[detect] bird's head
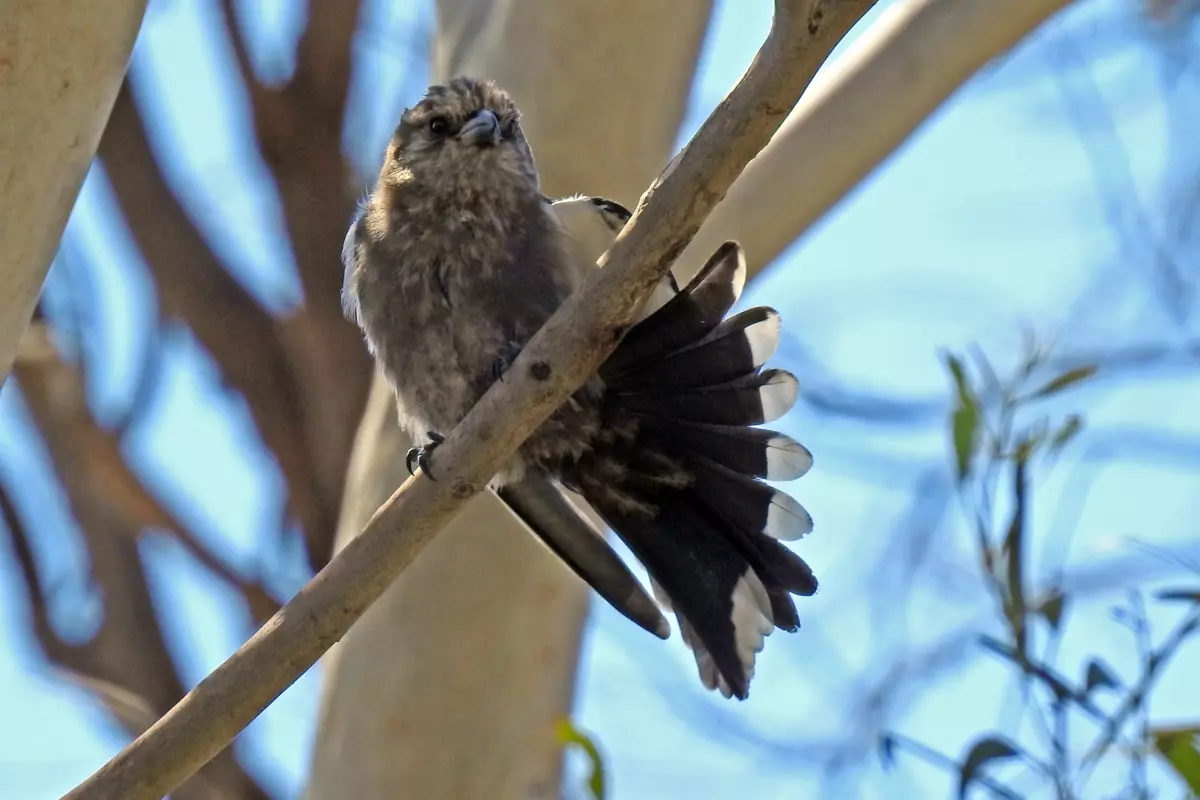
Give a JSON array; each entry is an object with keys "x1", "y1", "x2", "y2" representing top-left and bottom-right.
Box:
[{"x1": 380, "y1": 77, "x2": 538, "y2": 198}]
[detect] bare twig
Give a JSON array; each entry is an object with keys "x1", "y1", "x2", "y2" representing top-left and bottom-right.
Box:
[
  {"x1": 885, "y1": 733, "x2": 1024, "y2": 800},
  {"x1": 62, "y1": 2, "x2": 875, "y2": 797},
  {"x1": 1077, "y1": 602, "x2": 1200, "y2": 779}
]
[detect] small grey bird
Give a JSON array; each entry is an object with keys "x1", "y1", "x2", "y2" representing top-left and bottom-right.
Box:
[{"x1": 342, "y1": 77, "x2": 817, "y2": 699}]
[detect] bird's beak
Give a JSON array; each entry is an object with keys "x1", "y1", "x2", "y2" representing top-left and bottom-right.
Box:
[{"x1": 457, "y1": 109, "x2": 501, "y2": 147}]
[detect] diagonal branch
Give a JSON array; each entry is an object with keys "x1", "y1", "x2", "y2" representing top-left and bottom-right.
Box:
[
  {"x1": 677, "y1": 0, "x2": 1077, "y2": 281},
  {"x1": 62, "y1": 2, "x2": 875, "y2": 797}
]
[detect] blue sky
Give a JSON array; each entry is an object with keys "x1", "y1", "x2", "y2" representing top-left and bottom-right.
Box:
[{"x1": 2, "y1": 0, "x2": 1199, "y2": 798}]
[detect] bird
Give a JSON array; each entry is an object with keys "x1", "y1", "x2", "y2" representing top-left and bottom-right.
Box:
[{"x1": 341, "y1": 76, "x2": 817, "y2": 699}]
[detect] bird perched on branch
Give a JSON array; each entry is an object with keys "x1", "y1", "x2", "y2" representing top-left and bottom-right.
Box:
[{"x1": 341, "y1": 76, "x2": 817, "y2": 699}]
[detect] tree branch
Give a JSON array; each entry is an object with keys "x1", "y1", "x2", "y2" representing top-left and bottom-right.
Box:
[
  {"x1": 63, "y1": 2, "x2": 873, "y2": 797},
  {"x1": 0, "y1": 0, "x2": 147, "y2": 384},
  {"x1": 677, "y1": 0, "x2": 1077, "y2": 281}
]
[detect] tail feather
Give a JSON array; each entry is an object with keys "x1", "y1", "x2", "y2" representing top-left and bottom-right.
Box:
[
  {"x1": 689, "y1": 456, "x2": 814, "y2": 543},
  {"x1": 616, "y1": 368, "x2": 799, "y2": 427},
  {"x1": 496, "y1": 479, "x2": 669, "y2": 639},
  {"x1": 601, "y1": 241, "x2": 746, "y2": 375},
  {"x1": 605, "y1": 307, "x2": 780, "y2": 391},
  {"x1": 575, "y1": 240, "x2": 817, "y2": 700},
  {"x1": 584, "y1": 483, "x2": 772, "y2": 700},
  {"x1": 643, "y1": 420, "x2": 812, "y2": 481}
]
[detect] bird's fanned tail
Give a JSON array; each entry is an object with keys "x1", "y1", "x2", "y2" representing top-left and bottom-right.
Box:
[
  {"x1": 348, "y1": 74, "x2": 819, "y2": 700},
  {"x1": 575, "y1": 242, "x2": 817, "y2": 700}
]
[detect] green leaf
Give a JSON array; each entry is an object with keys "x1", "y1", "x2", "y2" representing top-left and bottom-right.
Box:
[
  {"x1": 1029, "y1": 364, "x2": 1098, "y2": 398},
  {"x1": 1049, "y1": 414, "x2": 1083, "y2": 452},
  {"x1": 1157, "y1": 588, "x2": 1200, "y2": 605},
  {"x1": 952, "y1": 404, "x2": 979, "y2": 482},
  {"x1": 959, "y1": 736, "x2": 1022, "y2": 798},
  {"x1": 1152, "y1": 727, "x2": 1200, "y2": 793},
  {"x1": 557, "y1": 718, "x2": 607, "y2": 800},
  {"x1": 1083, "y1": 659, "x2": 1121, "y2": 694},
  {"x1": 945, "y1": 353, "x2": 975, "y2": 406},
  {"x1": 1037, "y1": 591, "x2": 1066, "y2": 631},
  {"x1": 1003, "y1": 462, "x2": 1028, "y2": 657},
  {"x1": 945, "y1": 352, "x2": 980, "y2": 482}
]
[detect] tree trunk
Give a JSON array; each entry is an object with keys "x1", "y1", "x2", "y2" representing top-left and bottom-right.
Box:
[{"x1": 0, "y1": 0, "x2": 147, "y2": 383}]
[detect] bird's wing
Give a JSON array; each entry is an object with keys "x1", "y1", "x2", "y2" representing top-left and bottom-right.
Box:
[
  {"x1": 340, "y1": 203, "x2": 367, "y2": 324},
  {"x1": 548, "y1": 195, "x2": 680, "y2": 319}
]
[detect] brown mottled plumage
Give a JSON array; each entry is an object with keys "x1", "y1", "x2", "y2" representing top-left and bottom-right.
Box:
[
  {"x1": 342, "y1": 77, "x2": 818, "y2": 700},
  {"x1": 345, "y1": 77, "x2": 600, "y2": 483}
]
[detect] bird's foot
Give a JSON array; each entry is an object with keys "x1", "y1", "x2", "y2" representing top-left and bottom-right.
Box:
[
  {"x1": 406, "y1": 431, "x2": 446, "y2": 480},
  {"x1": 490, "y1": 340, "x2": 524, "y2": 382}
]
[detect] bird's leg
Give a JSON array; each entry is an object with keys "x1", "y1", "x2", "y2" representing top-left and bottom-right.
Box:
[
  {"x1": 490, "y1": 339, "x2": 524, "y2": 383},
  {"x1": 406, "y1": 430, "x2": 446, "y2": 480}
]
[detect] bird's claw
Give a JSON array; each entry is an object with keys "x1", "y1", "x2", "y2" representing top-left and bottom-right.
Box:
[
  {"x1": 490, "y1": 340, "x2": 524, "y2": 382},
  {"x1": 406, "y1": 431, "x2": 446, "y2": 480}
]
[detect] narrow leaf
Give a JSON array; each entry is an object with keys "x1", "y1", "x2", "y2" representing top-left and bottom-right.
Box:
[
  {"x1": 1049, "y1": 414, "x2": 1083, "y2": 452},
  {"x1": 1030, "y1": 364, "x2": 1098, "y2": 398},
  {"x1": 1152, "y1": 728, "x2": 1200, "y2": 793},
  {"x1": 557, "y1": 718, "x2": 607, "y2": 800},
  {"x1": 952, "y1": 404, "x2": 978, "y2": 482},
  {"x1": 1037, "y1": 591, "x2": 1066, "y2": 631},
  {"x1": 945, "y1": 353, "x2": 975, "y2": 406},
  {"x1": 1083, "y1": 659, "x2": 1121, "y2": 694},
  {"x1": 959, "y1": 736, "x2": 1022, "y2": 799}
]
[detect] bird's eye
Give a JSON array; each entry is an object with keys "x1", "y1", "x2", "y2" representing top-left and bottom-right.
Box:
[
  {"x1": 428, "y1": 117, "x2": 450, "y2": 137},
  {"x1": 500, "y1": 119, "x2": 516, "y2": 139}
]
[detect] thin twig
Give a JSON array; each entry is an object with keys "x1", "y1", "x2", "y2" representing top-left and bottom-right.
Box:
[
  {"x1": 1077, "y1": 602, "x2": 1200, "y2": 779},
  {"x1": 887, "y1": 733, "x2": 1024, "y2": 800}
]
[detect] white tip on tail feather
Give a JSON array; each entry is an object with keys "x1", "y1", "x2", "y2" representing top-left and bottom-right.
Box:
[
  {"x1": 727, "y1": 246, "x2": 747, "y2": 306},
  {"x1": 765, "y1": 490, "x2": 814, "y2": 540},
  {"x1": 759, "y1": 370, "x2": 799, "y2": 423},
  {"x1": 745, "y1": 311, "x2": 781, "y2": 367},
  {"x1": 765, "y1": 434, "x2": 813, "y2": 481},
  {"x1": 656, "y1": 571, "x2": 777, "y2": 700}
]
